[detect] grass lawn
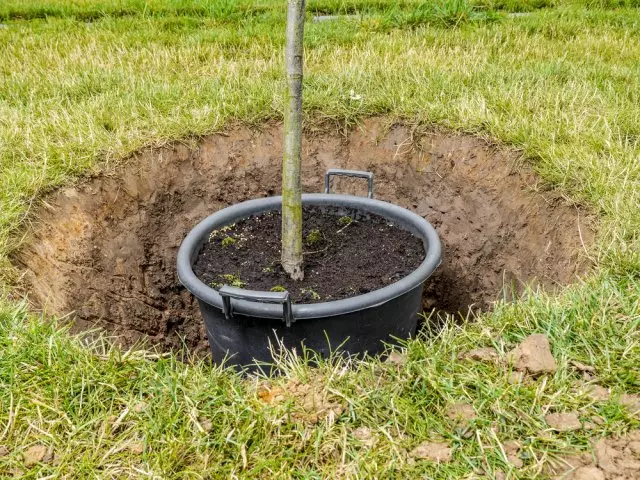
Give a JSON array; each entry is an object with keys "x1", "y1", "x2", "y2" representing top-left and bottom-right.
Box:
[{"x1": 0, "y1": 0, "x2": 639, "y2": 477}]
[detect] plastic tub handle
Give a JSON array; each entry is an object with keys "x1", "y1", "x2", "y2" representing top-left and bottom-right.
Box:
[
  {"x1": 324, "y1": 169, "x2": 374, "y2": 198},
  {"x1": 218, "y1": 285, "x2": 295, "y2": 327}
]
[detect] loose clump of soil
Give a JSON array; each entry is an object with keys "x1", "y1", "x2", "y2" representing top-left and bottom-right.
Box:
[
  {"x1": 12, "y1": 117, "x2": 593, "y2": 354},
  {"x1": 194, "y1": 207, "x2": 424, "y2": 303},
  {"x1": 546, "y1": 430, "x2": 640, "y2": 479}
]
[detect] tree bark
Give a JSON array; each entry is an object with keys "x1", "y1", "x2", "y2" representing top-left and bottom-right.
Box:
[{"x1": 281, "y1": 0, "x2": 306, "y2": 281}]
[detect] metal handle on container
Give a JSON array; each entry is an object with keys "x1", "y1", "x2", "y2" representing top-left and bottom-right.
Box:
[
  {"x1": 218, "y1": 285, "x2": 294, "y2": 327},
  {"x1": 324, "y1": 169, "x2": 374, "y2": 198}
]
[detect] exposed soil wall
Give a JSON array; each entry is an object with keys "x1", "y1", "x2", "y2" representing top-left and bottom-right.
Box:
[{"x1": 13, "y1": 118, "x2": 593, "y2": 354}]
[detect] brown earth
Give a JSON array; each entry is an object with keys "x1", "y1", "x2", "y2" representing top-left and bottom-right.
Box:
[
  {"x1": 257, "y1": 377, "x2": 346, "y2": 425},
  {"x1": 194, "y1": 207, "x2": 425, "y2": 303},
  {"x1": 409, "y1": 441, "x2": 453, "y2": 463},
  {"x1": 547, "y1": 430, "x2": 640, "y2": 480},
  {"x1": 12, "y1": 117, "x2": 593, "y2": 355},
  {"x1": 508, "y1": 333, "x2": 558, "y2": 376}
]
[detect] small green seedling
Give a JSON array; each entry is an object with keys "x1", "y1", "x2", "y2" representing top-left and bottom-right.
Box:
[
  {"x1": 305, "y1": 229, "x2": 323, "y2": 246},
  {"x1": 262, "y1": 266, "x2": 274, "y2": 273},
  {"x1": 208, "y1": 224, "x2": 235, "y2": 241},
  {"x1": 301, "y1": 288, "x2": 321, "y2": 301},
  {"x1": 219, "y1": 274, "x2": 245, "y2": 288},
  {"x1": 337, "y1": 216, "x2": 353, "y2": 227},
  {"x1": 209, "y1": 282, "x2": 224, "y2": 289},
  {"x1": 221, "y1": 236, "x2": 237, "y2": 248},
  {"x1": 270, "y1": 285, "x2": 287, "y2": 292}
]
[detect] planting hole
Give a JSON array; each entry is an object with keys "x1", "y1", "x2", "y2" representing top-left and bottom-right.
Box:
[{"x1": 13, "y1": 118, "x2": 593, "y2": 355}]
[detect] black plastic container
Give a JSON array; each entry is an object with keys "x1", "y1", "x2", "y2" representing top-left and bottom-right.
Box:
[{"x1": 177, "y1": 170, "x2": 441, "y2": 368}]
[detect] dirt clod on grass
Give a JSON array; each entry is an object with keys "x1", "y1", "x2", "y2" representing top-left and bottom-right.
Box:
[
  {"x1": 504, "y1": 440, "x2": 524, "y2": 468},
  {"x1": 583, "y1": 385, "x2": 610, "y2": 402},
  {"x1": 352, "y1": 427, "x2": 377, "y2": 447},
  {"x1": 547, "y1": 430, "x2": 640, "y2": 480},
  {"x1": 594, "y1": 432, "x2": 640, "y2": 477},
  {"x1": 409, "y1": 441, "x2": 453, "y2": 463},
  {"x1": 446, "y1": 402, "x2": 477, "y2": 438},
  {"x1": 508, "y1": 334, "x2": 558, "y2": 376},
  {"x1": 22, "y1": 445, "x2": 52, "y2": 467},
  {"x1": 459, "y1": 346, "x2": 500, "y2": 363},
  {"x1": 446, "y1": 402, "x2": 476, "y2": 422},
  {"x1": 13, "y1": 118, "x2": 592, "y2": 354},
  {"x1": 257, "y1": 377, "x2": 345, "y2": 425},
  {"x1": 571, "y1": 361, "x2": 596, "y2": 374},
  {"x1": 545, "y1": 412, "x2": 582, "y2": 432},
  {"x1": 569, "y1": 466, "x2": 605, "y2": 480},
  {"x1": 620, "y1": 394, "x2": 640, "y2": 417}
]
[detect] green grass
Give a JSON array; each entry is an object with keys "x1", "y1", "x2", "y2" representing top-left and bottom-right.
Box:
[
  {"x1": 1, "y1": 276, "x2": 638, "y2": 477},
  {"x1": 0, "y1": 0, "x2": 512, "y2": 21},
  {"x1": 1, "y1": 0, "x2": 635, "y2": 22},
  {"x1": 0, "y1": 0, "x2": 639, "y2": 477}
]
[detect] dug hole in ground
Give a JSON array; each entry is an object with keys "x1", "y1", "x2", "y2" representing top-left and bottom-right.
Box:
[{"x1": 13, "y1": 117, "x2": 593, "y2": 356}]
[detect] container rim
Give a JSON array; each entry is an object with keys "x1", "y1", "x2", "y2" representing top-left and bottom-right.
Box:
[{"x1": 176, "y1": 194, "x2": 442, "y2": 320}]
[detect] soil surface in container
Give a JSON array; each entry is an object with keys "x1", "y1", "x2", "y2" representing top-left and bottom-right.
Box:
[
  {"x1": 194, "y1": 207, "x2": 424, "y2": 303},
  {"x1": 12, "y1": 117, "x2": 594, "y2": 355}
]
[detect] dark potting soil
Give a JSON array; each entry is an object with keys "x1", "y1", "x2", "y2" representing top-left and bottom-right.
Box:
[{"x1": 193, "y1": 207, "x2": 425, "y2": 304}]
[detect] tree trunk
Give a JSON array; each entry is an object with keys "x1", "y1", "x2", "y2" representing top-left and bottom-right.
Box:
[{"x1": 281, "y1": 0, "x2": 306, "y2": 281}]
